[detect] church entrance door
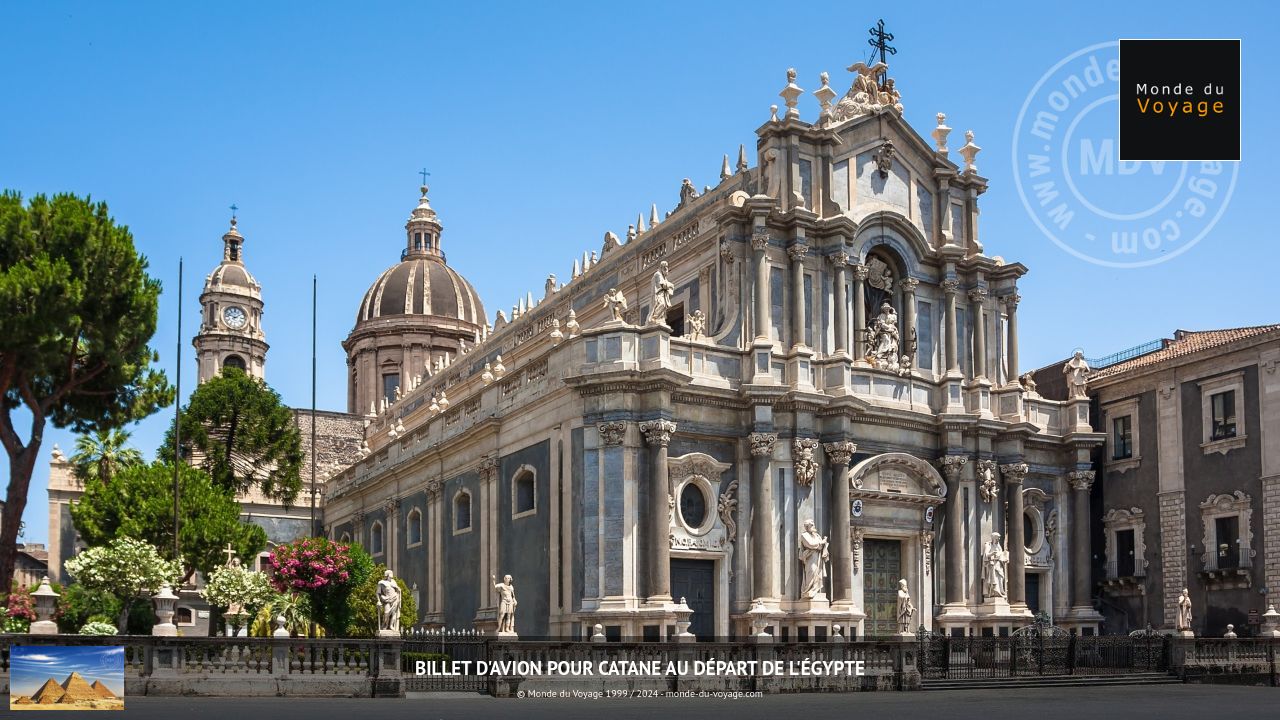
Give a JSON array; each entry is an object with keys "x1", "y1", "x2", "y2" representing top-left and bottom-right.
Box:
[
  {"x1": 863, "y1": 539, "x2": 902, "y2": 637},
  {"x1": 671, "y1": 558, "x2": 715, "y2": 640}
]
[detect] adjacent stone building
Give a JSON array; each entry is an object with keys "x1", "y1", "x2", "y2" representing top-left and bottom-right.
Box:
[
  {"x1": 323, "y1": 63, "x2": 1104, "y2": 640},
  {"x1": 1079, "y1": 325, "x2": 1280, "y2": 636}
]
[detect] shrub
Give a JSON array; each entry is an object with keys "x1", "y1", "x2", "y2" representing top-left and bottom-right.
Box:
[
  {"x1": 268, "y1": 537, "x2": 372, "y2": 636},
  {"x1": 3, "y1": 615, "x2": 30, "y2": 633},
  {"x1": 79, "y1": 621, "x2": 119, "y2": 635},
  {"x1": 57, "y1": 584, "x2": 122, "y2": 633}
]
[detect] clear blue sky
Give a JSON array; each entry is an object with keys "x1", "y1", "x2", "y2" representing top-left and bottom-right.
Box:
[{"x1": 3, "y1": 1, "x2": 1273, "y2": 543}]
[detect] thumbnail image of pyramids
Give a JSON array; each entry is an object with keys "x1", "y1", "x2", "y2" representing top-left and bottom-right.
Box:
[{"x1": 9, "y1": 646, "x2": 124, "y2": 711}]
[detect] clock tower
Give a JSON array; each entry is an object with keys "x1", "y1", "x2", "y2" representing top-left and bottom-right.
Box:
[{"x1": 194, "y1": 215, "x2": 269, "y2": 383}]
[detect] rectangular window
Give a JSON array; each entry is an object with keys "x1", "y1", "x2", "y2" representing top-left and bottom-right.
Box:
[
  {"x1": 1210, "y1": 390, "x2": 1236, "y2": 440},
  {"x1": 1215, "y1": 515, "x2": 1239, "y2": 568},
  {"x1": 382, "y1": 373, "x2": 400, "y2": 406},
  {"x1": 917, "y1": 300, "x2": 933, "y2": 370},
  {"x1": 1115, "y1": 529, "x2": 1136, "y2": 577},
  {"x1": 803, "y1": 273, "x2": 813, "y2": 347},
  {"x1": 1112, "y1": 415, "x2": 1133, "y2": 459}
]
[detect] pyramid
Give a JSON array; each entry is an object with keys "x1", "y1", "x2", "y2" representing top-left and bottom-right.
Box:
[
  {"x1": 60, "y1": 671, "x2": 102, "y2": 702},
  {"x1": 91, "y1": 680, "x2": 118, "y2": 699},
  {"x1": 13, "y1": 695, "x2": 33, "y2": 704},
  {"x1": 31, "y1": 677, "x2": 65, "y2": 704}
]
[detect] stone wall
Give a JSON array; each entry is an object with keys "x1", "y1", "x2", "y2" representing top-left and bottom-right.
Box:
[
  {"x1": 1159, "y1": 491, "x2": 1187, "y2": 627},
  {"x1": 292, "y1": 409, "x2": 364, "y2": 484}
]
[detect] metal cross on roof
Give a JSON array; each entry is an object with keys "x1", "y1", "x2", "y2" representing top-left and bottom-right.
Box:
[
  {"x1": 867, "y1": 18, "x2": 897, "y2": 66},
  {"x1": 229, "y1": 203, "x2": 238, "y2": 220},
  {"x1": 418, "y1": 168, "x2": 431, "y2": 185}
]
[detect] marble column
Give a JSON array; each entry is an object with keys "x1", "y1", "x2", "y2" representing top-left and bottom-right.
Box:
[
  {"x1": 749, "y1": 432, "x2": 778, "y2": 601},
  {"x1": 900, "y1": 278, "x2": 919, "y2": 369},
  {"x1": 787, "y1": 243, "x2": 808, "y2": 349},
  {"x1": 852, "y1": 264, "x2": 868, "y2": 359},
  {"x1": 969, "y1": 288, "x2": 988, "y2": 380},
  {"x1": 1004, "y1": 293, "x2": 1021, "y2": 384},
  {"x1": 939, "y1": 456, "x2": 968, "y2": 604},
  {"x1": 830, "y1": 252, "x2": 849, "y2": 356},
  {"x1": 1001, "y1": 463, "x2": 1029, "y2": 605},
  {"x1": 640, "y1": 419, "x2": 677, "y2": 603},
  {"x1": 753, "y1": 229, "x2": 771, "y2": 341},
  {"x1": 1069, "y1": 471, "x2": 1095, "y2": 608},
  {"x1": 384, "y1": 497, "x2": 400, "y2": 573},
  {"x1": 824, "y1": 441, "x2": 857, "y2": 604},
  {"x1": 943, "y1": 279, "x2": 960, "y2": 374}
]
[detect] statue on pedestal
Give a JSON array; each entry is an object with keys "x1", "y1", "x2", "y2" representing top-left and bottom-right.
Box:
[
  {"x1": 647, "y1": 261, "x2": 675, "y2": 326},
  {"x1": 1177, "y1": 588, "x2": 1194, "y2": 633},
  {"x1": 603, "y1": 288, "x2": 628, "y2": 324},
  {"x1": 1064, "y1": 350, "x2": 1091, "y2": 399},
  {"x1": 865, "y1": 302, "x2": 900, "y2": 372},
  {"x1": 981, "y1": 532, "x2": 1009, "y2": 599},
  {"x1": 376, "y1": 569, "x2": 402, "y2": 635},
  {"x1": 797, "y1": 519, "x2": 830, "y2": 600},
  {"x1": 896, "y1": 579, "x2": 915, "y2": 633},
  {"x1": 492, "y1": 574, "x2": 518, "y2": 635}
]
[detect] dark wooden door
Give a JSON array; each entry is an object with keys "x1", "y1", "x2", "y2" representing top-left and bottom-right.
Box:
[{"x1": 671, "y1": 558, "x2": 715, "y2": 640}]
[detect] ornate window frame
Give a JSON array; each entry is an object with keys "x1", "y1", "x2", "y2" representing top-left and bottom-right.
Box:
[
  {"x1": 673, "y1": 473, "x2": 717, "y2": 536},
  {"x1": 511, "y1": 465, "x2": 537, "y2": 520},
  {"x1": 406, "y1": 507, "x2": 423, "y2": 548},
  {"x1": 1102, "y1": 397, "x2": 1141, "y2": 474},
  {"x1": 452, "y1": 489, "x2": 473, "y2": 536},
  {"x1": 1101, "y1": 507, "x2": 1147, "y2": 578},
  {"x1": 1198, "y1": 370, "x2": 1247, "y2": 455},
  {"x1": 1022, "y1": 487, "x2": 1050, "y2": 556},
  {"x1": 1199, "y1": 490, "x2": 1254, "y2": 571},
  {"x1": 370, "y1": 520, "x2": 385, "y2": 557}
]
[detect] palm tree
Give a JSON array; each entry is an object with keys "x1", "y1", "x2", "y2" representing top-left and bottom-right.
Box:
[{"x1": 70, "y1": 428, "x2": 143, "y2": 484}]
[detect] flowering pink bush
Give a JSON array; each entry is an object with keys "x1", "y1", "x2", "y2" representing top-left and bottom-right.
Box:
[
  {"x1": 4, "y1": 585, "x2": 37, "y2": 621},
  {"x1": 268, "y1": 537, "x2": 371, "y2": 634}
]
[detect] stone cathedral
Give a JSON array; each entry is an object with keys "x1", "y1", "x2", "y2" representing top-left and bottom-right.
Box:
[{"x1": 322, "y1": 60, "x2": 1106, "y2": 641}]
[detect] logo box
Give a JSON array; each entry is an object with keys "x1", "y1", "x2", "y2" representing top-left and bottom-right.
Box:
[{"x1": 1119, "y1": 39, "x2": 1241, "y2": 161}]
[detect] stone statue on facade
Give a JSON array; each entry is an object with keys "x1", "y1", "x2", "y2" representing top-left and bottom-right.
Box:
[
  {"x1": 603, "y1": 288, "x2": 629, "y2": 324},
  {"x1": 1019, "y1": 371, "x2": 1039, "y2": 396},
  {"x1": 797, "y1": 519, "x2": 830, "y2": 600},
  {"x1": 1177, "y1": 588, "x2": 1194, "y2": 634},
  {"x1": 647, "y1": 261, "x2": 676, "y2": 326},
  {"x1": 977, "y1": 460, "x2": 999, "y2": 504},
  {"x1": 830, "y1": 61, "x2": 889, "y2": 123},
  {"x1": 896, "y1": 579, "x2": 915, "y2": 633},
  {"x1": 982, "y1": 532, "x2": 1009, "y2": 599},
  {"x1": 687, "y1": 309, "x2": 706, "y2": 341},
  {"x1": 865, "y1": 302, "x2": 901, "y2": 372},
  {"x1": 376, "y1": 569, "x2": 402, "y2": 635},
  {"x1": 492, "y1": 574, "x2": 518, "y2": 635},
  {"x1": 1064, "y1": 350, "x2": 1091, "y2": 399}
]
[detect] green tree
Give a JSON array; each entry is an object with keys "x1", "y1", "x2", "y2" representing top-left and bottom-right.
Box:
[
  {"x1": 0, "y1": 191, "x2": 172, "y2": 592},
  {"x1": 69, "y1": 461, "x2": 266, "y2": 583},
  {"x1": 64, "y1": 537, "x2": 181, "y2": 629},
  {"x1": 160, "y1": 367, "x2": 303, "y2": 504},
  {"x1": 70, "y1": 427, "x2": 143, "y2": 485}
]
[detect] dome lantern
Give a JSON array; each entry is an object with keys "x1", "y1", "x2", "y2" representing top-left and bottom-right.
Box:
[{"x1": 405, "y1": 185, "x2": 443, "y2": 260}]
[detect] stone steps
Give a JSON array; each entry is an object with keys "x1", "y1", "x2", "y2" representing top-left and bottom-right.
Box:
[{"x1": 922, "y1": 672, "x2": 1182, "y2": 690}]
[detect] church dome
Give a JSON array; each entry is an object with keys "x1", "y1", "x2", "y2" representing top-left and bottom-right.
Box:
[
  {"x1": 356, "y1": 256, "x2": 484, "y2": 325},
  {"x1": 209, "y1": 262, "x2": 258, "y2": 289}
]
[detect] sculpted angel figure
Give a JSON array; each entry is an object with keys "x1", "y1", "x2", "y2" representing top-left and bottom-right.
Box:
[
  {"x1": 603, "y1": 288, "x2": 629, "y2": 323},
  {"x1": 866, "y1": 302, "x2": 900, "y2": 371}
]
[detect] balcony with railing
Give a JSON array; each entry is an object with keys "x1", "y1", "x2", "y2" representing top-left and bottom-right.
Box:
[
  {"x1": 1101, "y1": 558, "x2": 1147, "y2": 595},
  {"x1": 1200, "y1": 544, "x2": 1254, "y2": 589}
]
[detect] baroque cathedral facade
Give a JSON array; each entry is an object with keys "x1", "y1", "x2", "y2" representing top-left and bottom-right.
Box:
[{"x1": 322, "y1": 61, "x2": 1105, "y2": 640}]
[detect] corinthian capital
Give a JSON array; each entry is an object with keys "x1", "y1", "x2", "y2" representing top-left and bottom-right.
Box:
[
  {"x1": 937, "y1": 454, "x2": 968, "y2": 481},
  {"x1": 1003, "y1": 293, "x2": 1022, "y2": 311},
  {"x1": 899, "y1": 277, "x2": 920, "y2": 294},
  {"x1": 828, "y1": 250, "x2": 850, "y2": 267},
  {"x1": 941, "y1": 279, "x2": 960, "y2": 295},
  {"x1": 968, "y1": 287, "x2": 988, "y2": 303},
  {"x1": 823, "y1": 440, "x2": 857, "y2": 466},
  {"x1": 852, "y1": 264, "x2": 870, "y2": 282},
  {"x1": 639, "y1": 419, "x2": 677, "y2": 447},
  {"x1": 1068, "y1": 470, "x2": 1095, "y2": 492},
  {"x1": 479, "y1": 456, "x2": 498, "y2": 483},
  {"x1": 751, "y1": 227, "x2": 770, "y2": 251},
  {"x1": 787, "y1": 243, "x2": 808, "y2": 261},
  {"x1": 748, "y1": 432, "x2": 778, "y2": 457},
  {"x1": 1000, "y1": 462, "x2": 1029, "y2": 484},
  {"x1": 597, "y1": 421, "x2": 627, "y2": 447}
]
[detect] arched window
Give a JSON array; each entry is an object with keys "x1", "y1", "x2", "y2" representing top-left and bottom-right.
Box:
[
  {"x1": 175, "y1": 607, "x2": 194, "y2": 625},
  {"x1": 370, "y1": 521, "x2": 385, "y2": 556},
  {"x1": 454, "y1": 491, "x2": 472, "y2": 534},
  {"x1": 223, "y1": 354, "x2": 246, "y2": 372},
  {"x1": 407, "y1": 508, "x2": 423, "y2": 546},
  {"x1": 339, "y1": 532, "x2": 351, "y2": 544},
  {"x1": 512, "y1": 466, "x2": 536, "y2": 518}
]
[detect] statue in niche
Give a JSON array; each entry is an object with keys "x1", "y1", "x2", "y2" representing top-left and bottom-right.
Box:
[
  {"x1": 603, "y1": 288, "x2": 629, "y2": 324},
  {"x1": 492, "y1": 574, "x2": 518, "y2": 635},
  {"x1": 982, "y1": 532, "x2": 1009, "y2": 599},
  {"x1": 647, "y1": 261, "x2": 675, "y2": 326},
  {"x1": 865, "y1": 302, "x2": 901, "y2": 372},
  {"x1": 797, "y1": 519, "x2": 830, "y2": 600},
  {"x1": 376, "y1": 569, "x2": 402, "y2": 634},
  {"x1": 1177, "y1": 588, "x2": 1194, "y2": 633},
  {"x1": 1064, "y1": 350, "x2": 1091, "y2": 399},
  {"x1": 896, "y1": 579, "x2": 915, "y2": 633}
]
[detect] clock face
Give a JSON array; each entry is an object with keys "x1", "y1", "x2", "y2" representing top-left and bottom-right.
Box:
[{"x1": 223, "y1": 306, "x2": 247, "y2": 329}]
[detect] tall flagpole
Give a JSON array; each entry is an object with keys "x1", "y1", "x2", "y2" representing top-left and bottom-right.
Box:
[
  {"x1": 173, "y1": 257, "x2": 183, "y2": 563},
  {"x1": 310, "y1": 274, "x2": 317, "y2": 537}
]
